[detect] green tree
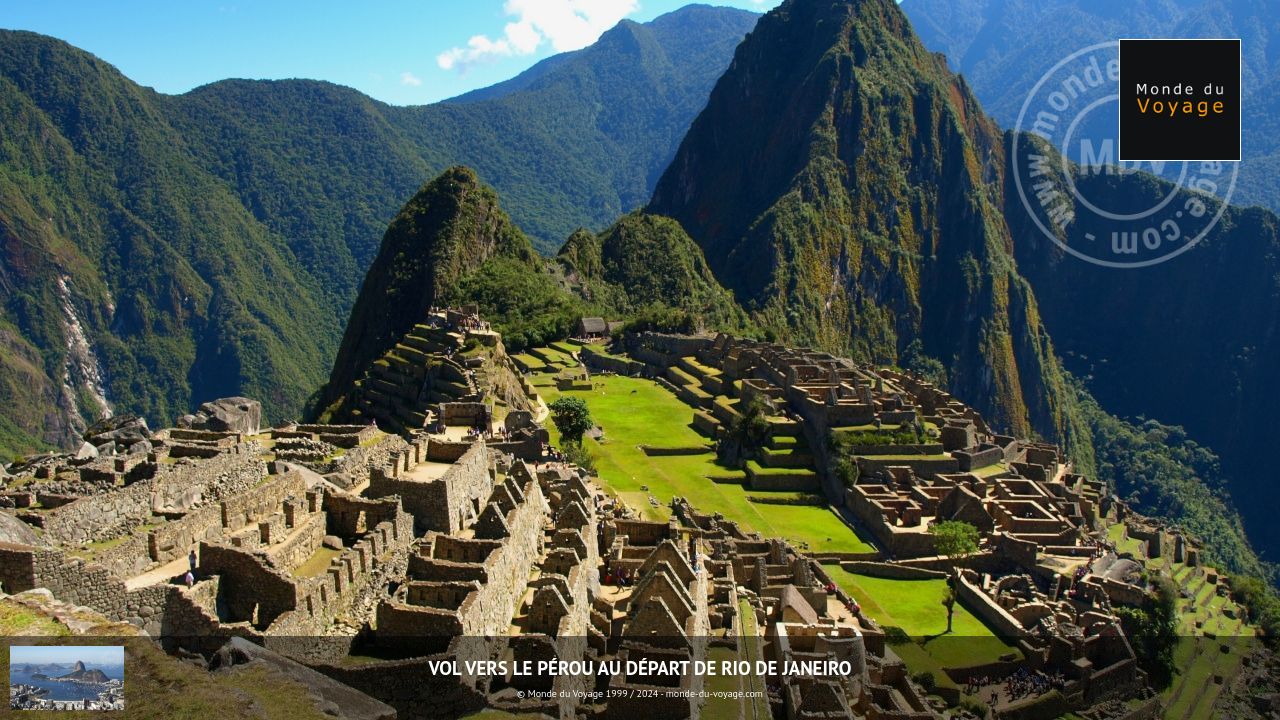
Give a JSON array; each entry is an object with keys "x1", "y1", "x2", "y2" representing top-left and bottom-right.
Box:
[
  {"x1": 1116, "y1": 576, "x2": 1179, "y2": 688},
  {"x1": 930, "y1": 520, "x2": 980, "y2": 633},
  {"x1": 549, "y1": 397, "x2": 594, "y2": 445},
  {"x1": 720, "y1": 394, "x2": 771, "y2": 466}
]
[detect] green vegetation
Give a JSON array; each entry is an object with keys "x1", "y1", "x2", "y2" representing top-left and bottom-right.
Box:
[
  {"x1": 0, "y1": 9, "x2": 758, "y2": 455},
  {"x1": 1230, "y1": 575, "x2": 1280, "y2": 641},
  {"x1": 1116, "y1": 576, "x2": 1179, "y2": 689},
  {"x1": 549, "y1": 397, "x2": 593, "y2": 445},
  {"x1": 0, "y1": 32, "x2": 340, "y2": 441},
  {"x1": 291, "y1": 547, "x2": 342, "y2": 579},
  {"x1": 0, "y1": 602, "x2": 70, "y2": 636},
  {"x1": 557, "y1": 212, "x2": 754, "y2": 335},
  {"x1": 930, "y1": 521, "x2": 980, "y2": 633},
  {"x1": 823, "y1": 565, "x2": 1019, "y2": 672},
  {"x1": 539, "y1": 375, "x2": 872, "y2": 554},
  {"x1": 448, "y1": 257, "x2": 584, "y2": 352},
  {"x1": 931, "y1": 521, "x2": 980, "y2": 568},
  {"x1": 1072, "y1": 378, "x2": 1271, "y2": 583}
]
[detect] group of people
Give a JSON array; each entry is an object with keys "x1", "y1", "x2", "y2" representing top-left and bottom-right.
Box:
[
  {"x1": 970, "y1": 668, "x2": 1067, "y2": 705},
  {"x1": 182, "y1": 549, "x2": 197, "y2": 588},
  {"x1": 602, "y1": 564, "x2": 634, "y2": 587}
]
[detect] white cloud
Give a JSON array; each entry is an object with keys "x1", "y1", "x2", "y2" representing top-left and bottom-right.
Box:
[
  {"x1": 400, "y1": 71, "x2": 422, "y2": 86},
  {"x1": 437, "y1": 0, "x2": 638, "y2": 72}
]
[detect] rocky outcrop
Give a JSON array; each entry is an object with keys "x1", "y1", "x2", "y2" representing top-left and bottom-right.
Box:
[
  {"x1": 0, "y1": 513, "x2": 47, "y2": 547},
  {"x1": 81, "y1": 415, "x2": 152, "y2": 456},
  {"x1": 211, "y1": 637, "x2": 396, "y2": 720},
  {"x1": 178, "y1": 397, "x2": 262, "y2": 435}
]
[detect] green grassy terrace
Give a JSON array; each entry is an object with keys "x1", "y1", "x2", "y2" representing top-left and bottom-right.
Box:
[
  {"x1": 537, "y1": 374, "x2": 873, "y2": 554},
  {"x1": 823, "y1": 564, "x2": 1020, "y2": 698}
]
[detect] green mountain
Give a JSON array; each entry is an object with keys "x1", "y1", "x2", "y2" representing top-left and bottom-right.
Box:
[
  {"x1": 556, "y1": 212, "x2": 753, "y2": 334},
  {"x1": 0, "y1": 31, "x2": 338, "y2": 457},
  {"x1": 315, "y1": 166, "x2": 543, "y2": 416},
  {"x1": 0, "y1": 5, "x2": 756, "y2": 457},
  {"x1": 649, "y1": 0, "x2": 1088, "y2": 458},
  {"x1": 316, "y1": 170, "x2": 748, "y2": 420},
  {"x1": 646, "y1": 0, "x2": 1272, "y2": 576}
]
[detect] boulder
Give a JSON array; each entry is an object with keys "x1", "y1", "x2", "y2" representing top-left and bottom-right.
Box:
[
  {"x1": 75, "y1": 442, "x2": 98, "y2": 461},
  {"x1": 0, "y1": 513, "x2": 48, "y2": 547},
  {"x1": 323, "y1": 471, "x2": 355, "y2": 490},
  {"x1": 210, "y1": 637, "x2": 395, "y2": 720},
  {"x1": 83, "y1": 414, "x2": 152, "y2": 448},
  {"x1": 127, "y1": 439, "x2": 153, "y2": 455},
  {"x1": 179, "y1": 397, "x2": 262, "y2": 435},
  {"x1": 323, "y1": 535, "x2": 344, "y2": 551}
]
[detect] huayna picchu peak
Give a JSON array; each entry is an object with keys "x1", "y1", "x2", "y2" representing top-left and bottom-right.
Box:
[{"x1": 650, "y1": 0, "x2": 1088, "y2": 460}]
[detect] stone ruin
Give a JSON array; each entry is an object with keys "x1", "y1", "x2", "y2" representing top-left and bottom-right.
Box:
[{"x1": 0, "y1": 312, "x2": 1213, "y2": 719}]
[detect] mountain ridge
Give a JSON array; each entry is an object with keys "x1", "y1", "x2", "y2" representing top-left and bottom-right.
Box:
[
  {"x1": 650, "y1": 0, "x2": 1089, "y2": 460},
  {"x1": 0, "y1": 6, "x2": 757, "y2": 457}
]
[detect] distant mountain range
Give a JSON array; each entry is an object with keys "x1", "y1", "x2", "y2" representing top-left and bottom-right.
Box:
[
  {"x1": 899, "y1": 0, "x2": 1280, "y2": 211},
  {"x1": 900, "y1": 0, "x2": 1280, "y2": 564},
  {"x1": 31, "y1": 660, "x2": 111, "y2": 684},
  {"x1": 0, "y1": 5, "x2": 757, "y2": 457}
]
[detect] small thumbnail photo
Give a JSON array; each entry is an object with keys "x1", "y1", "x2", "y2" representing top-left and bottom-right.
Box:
[{"x1": 9, "y1": 645, "x2": 124, "y2": 711}]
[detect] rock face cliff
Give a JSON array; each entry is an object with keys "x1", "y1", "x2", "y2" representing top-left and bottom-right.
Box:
[
  {"x1": 649, "y1": 0, "x2": 1085, "y2": 453},
  {"x1": 315, "y1": 167, "x2": 541, "y2": 416}
]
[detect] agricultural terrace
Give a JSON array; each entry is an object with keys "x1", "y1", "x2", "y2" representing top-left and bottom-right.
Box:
[{"x1": 534, "y1": 370, "x2": 873, "y2": 555}]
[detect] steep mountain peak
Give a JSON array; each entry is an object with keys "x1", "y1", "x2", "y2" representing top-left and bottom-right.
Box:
[
  {"x1": 649, "y1": 0, "x2": 1084, "y2": 451},
  {"x1": 315, "y1": 166, "x2": 538, "y2": 415}
]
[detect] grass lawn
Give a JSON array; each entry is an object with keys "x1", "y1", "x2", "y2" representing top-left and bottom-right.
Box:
[
  {"x1": 292, "y1": 546, "x2": 342, "y2": 578},
  {"x1": 969, "y1": 462, "x2": 1008, "y2": 478},
  {"x1": 823, "y1": 565, "x2": 1019, "y2": 670},
  {"x1": 540, "y1": 375, "x2": 873, "y2": 554},
  {"x1": 0, "y1": 601, "x2": 70, "y2": 636}
]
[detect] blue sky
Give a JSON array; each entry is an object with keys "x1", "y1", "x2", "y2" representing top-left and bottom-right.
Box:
[
  {"x1": 3, "y1": 1, "x2": 782, "y2": 105},
  {"x1": 10, "y1": 645, "x2": 124, "y2": 666}
]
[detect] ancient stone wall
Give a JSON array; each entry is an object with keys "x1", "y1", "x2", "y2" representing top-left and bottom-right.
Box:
[
  {"x1": 838, "y1": 561, "x2": 946, "y2": 580},
  {"x1": 198, "y1": 542, "x2": 298, "y2": 627},
  {"x1": 40, "y1": 478, "x2": 154, "y2": 546},
  {"x1": 152, "y1": 443, "x2": 266, "y2": 507},
  {"x1": 92, "y1": 532, "x2": 154, "y2": 578},
  {"x1": 282, "y1": 508, "x2": 414, "y2": 635},
  {"x1": 331, "y1": 433, "x2": 408, "y2": 487},
  {"x1": 265, "y1": 513, "x2": 326, "y2": 571},
  {"x1": 955, "y1": 572, "x2": 1023, "y2": 639},
  {"x1": 148, "y1": 503, "x2": 224, "y2": 567},
  {"x1": 581, "y1": 348, "x2": 644, "y2": 376},
  {"x1": 221, "y1": 471, "x2": 306, "y2": 531}
]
